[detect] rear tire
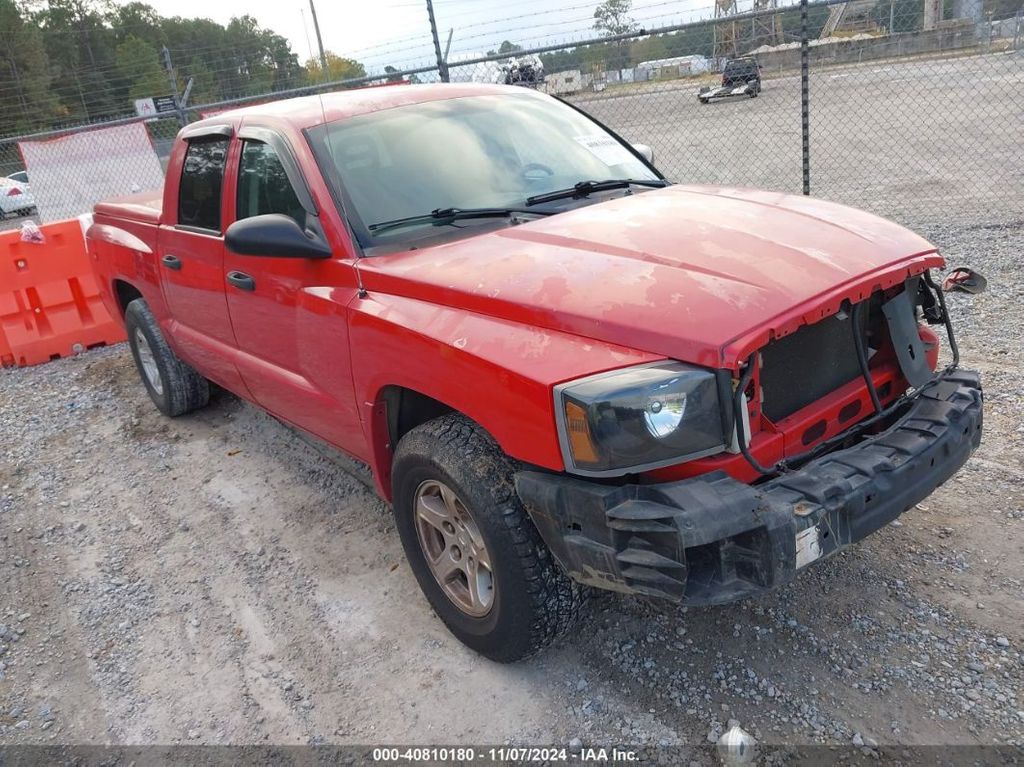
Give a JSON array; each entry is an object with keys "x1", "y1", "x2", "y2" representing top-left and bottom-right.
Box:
[
  {"x1": 392, "y1": 414, "x2": 585, "y2": 662},
  {"x1": 125, "y1": 298, "x2": 209, "y2": 417}
]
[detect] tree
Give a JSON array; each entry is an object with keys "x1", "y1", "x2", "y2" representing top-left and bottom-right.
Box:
[
  {"x1": 304, "y1": 52, "x2": 366, "y2": 84},
  {"x1": 384, "y1": 65, "x2": 403, "y2": 83},
  {"x1": 593, "y1": 0, "x2": 638, "y2": 73},
  {"x1": 488, "y1": 40, "x2": 522, "y2": 56},
  {"x1": 593, "y1": 0, "x2": 638, "y2": 37},
  {"x1": 183, "y1": 56, "x2": 218, "y2": 104},
  {"x1": 115, "y1": 35, "x2": 166, "y2": 101},
  {"x1": 1, "y1": 0, "x2": 315, "y2": 131},
  {"x1": 32, "y1": 0, "x2": 122, "y2": 119},
  {"x1": 631, "y1": 35, "x2": 669, "y2": 64},
  {"x1": 109, "y1": 2, "x2": 162, "y2": 46},
  {"x1": 0, "y1": 0, "x2": 56, "y2": 132}
]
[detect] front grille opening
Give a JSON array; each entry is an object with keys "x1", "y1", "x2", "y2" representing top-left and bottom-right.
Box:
[
  {"x1": 838, "y1": 400, "x2": 862, "y2": 423},
  {"x1": 801, "y1": 419, "x2": 828, "y2": 445},
  {"x1": 759, "y1": 296, "x2": 885, "y2": 422}
]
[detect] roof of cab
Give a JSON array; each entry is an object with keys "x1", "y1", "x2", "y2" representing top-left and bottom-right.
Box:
[{"x1": 187, "y1": 83, "x2": 529, "y2": 132}]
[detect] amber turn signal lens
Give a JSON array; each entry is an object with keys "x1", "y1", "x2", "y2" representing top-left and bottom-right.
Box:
[{"x1": 564, "y1": 400, "x2": 600, "y2": 465}]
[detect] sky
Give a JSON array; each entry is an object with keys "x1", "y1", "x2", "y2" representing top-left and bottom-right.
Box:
[{"x1": 110, "y1": 0, "x2": 740, "y2": 74}]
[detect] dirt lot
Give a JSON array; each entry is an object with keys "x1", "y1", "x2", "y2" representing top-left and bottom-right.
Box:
[
  {"x1": 1, "y1": 50, "x2": 1022, "y2": 761},
  {"x1": 0, "y1": 211, "x2": 1021, "y2": 759},
  {"x1": 3, "y1": 51, "x2": 1021, "y2": 240},
  {"x1": 574, "y1": 51, "x2": 1024, "y2": 230}
]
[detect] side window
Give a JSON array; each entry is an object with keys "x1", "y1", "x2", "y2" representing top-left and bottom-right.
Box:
[
  {"x1": 178, "y1": 137, "x2": 229, "y2": 232},
  {"x1": 237, "y1": 140, "x2": 305, "y2": 226}
]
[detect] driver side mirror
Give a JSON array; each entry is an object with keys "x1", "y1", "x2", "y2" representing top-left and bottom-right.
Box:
[
  {"x1": 225, "y1": 213, "x2": 333, "y2": 259},
  {"x1": 633, "y1": 143, "x2": 655, "y2": 164},
  {"x1": 941, "y1": 267, "x2": 987, "y2": 294}
]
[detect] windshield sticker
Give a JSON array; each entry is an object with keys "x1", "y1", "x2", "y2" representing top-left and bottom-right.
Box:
[{"x1": 573, "y1": 134, "x2": 635, "y2": 166}]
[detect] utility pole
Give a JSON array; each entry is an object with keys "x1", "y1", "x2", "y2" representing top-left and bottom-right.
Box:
[
  {"x1": 426, "y1": 0, "x2": 449, "y2": 82},
  {"x1": 800, "y1": 0, "x2": 810, "y2": 195},
  {"x1": 161, "y1": 46, "x2": 187, "y2": 126},
  {"x1": 309, "y1": 0, "x2": 329, "y2": 81}
]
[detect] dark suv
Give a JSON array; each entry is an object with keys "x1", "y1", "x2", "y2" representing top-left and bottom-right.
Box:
[{"x1": 722, "y1": 57, "x2": 762, "y2": 91}]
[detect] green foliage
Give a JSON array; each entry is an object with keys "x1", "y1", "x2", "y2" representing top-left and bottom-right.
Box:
[
  {"x1": 2, "y1": 0, "x2": 364, "y2": 135},
  {"x1": 631, "y1": 35, "x2": 670, "y2": 63},
  {"x1": 593, "y1": 0, "x2": 639, "y2": 36},
  {"x1": 593, "y1": 0, "x2": 638, "y2": 72},
  {"x1": 305, "y1": 52, "x2": 367, "y2": 85},
  {"x1": 0, "y1": 0, "x2": 57, "y2": 133},
  {"x1": 487, "y1": 40, "x2": 524, "y2": 56},
  {"x1": 115, "y1": 36, "x2": 166, "y2": 101}
]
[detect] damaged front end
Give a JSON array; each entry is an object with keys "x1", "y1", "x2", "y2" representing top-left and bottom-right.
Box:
[{"x1": 516, "y1": 269, "x2": 985, "y2": 604}]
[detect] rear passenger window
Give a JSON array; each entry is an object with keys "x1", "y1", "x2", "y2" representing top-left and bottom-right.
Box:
[
  {"x1": 237, "y1": 140, "x2": 305, "y2": 226},
  {"x1": 178, "y1": 137, "x2": 229, "y2": 232}
]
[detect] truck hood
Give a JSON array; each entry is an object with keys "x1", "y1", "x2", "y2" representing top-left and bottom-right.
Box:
[{"x1": 358, "y1": 185, "x2": 941, "y2": 369}]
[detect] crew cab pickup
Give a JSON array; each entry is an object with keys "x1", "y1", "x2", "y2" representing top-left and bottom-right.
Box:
[{"x1": 87, "y1": 84, "x2": 984, "y2": 662}]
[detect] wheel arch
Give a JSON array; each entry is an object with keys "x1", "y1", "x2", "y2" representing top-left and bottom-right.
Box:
[
  {"x1": 367, "y1": 384, "x2": 489, "y2": 502},
  {"x1": 349, "y1": 293, "x2": 663, "y2": 501},
  {"x1": 112, "y1": 279, "x2": 144, "y2": 317}
]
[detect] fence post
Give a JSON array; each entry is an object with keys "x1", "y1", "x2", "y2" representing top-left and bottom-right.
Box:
[
  {"x1": 425, "y1": 0, "x2": 450, "y2": 83},
  {"x1": 800, "y1": 0, "x2": 811, "y2": 196}
]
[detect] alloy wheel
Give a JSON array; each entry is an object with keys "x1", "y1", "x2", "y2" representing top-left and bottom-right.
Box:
[
  {"x1": 134, "y1": 327, "x2": 163, "y2": 396},
  {"x1": 413, "y1": 479, "x2": 495, "y2": 617}
]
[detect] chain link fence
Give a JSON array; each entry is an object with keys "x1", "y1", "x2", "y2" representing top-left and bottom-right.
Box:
[{"x1": 1, "y1": 0, "x2": 1021, "y2": 239}]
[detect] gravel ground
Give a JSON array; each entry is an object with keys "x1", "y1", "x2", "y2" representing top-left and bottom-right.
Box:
[
  {"x1": 574, "y1": 51, "x2": 1024, "y2": 233},
  {"x1": 0, "y1": 215, "x2": 1021, "y2": 759},
  {"x1": 1, "y1": 50, "x2": 1022, "y2": 761}
]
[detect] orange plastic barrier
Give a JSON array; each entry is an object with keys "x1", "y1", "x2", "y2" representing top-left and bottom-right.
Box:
[{"x1": 0, "y1": 220, "x2": 126, "y2": 367}]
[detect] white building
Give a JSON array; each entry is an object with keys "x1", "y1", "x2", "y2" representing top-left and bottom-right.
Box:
[
  {"x1": 635, "y1": 55, "x2": 711, "y2": 81},
  {"x1": 542, "y1": 69, "x2": 590, "y2": 95}
]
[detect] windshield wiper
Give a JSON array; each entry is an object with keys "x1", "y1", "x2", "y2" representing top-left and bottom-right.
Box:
[
  {"x1": 368, "y1": 207, "x2": 550, "y2": 235},
  {"x1": 526, "y1": 178, "x2": 669, "y2": 207}
]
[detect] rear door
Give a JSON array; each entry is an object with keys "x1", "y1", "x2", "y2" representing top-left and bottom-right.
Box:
[
  {"x1": 158, "y1": 128, "x2": 247, "y2": 393},
  {"x1": 222, "y1": 127, "x2": 364, "y2": 456}
]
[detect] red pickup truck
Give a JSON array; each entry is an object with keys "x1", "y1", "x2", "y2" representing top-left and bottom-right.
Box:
[{"x1": 87, "y1": 83, "x2": 984, "y2": 662}]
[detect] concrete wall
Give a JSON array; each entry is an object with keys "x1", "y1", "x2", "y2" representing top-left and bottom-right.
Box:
[{"x1": 755, "y1": 23, "x2": 979, "y2": 73}]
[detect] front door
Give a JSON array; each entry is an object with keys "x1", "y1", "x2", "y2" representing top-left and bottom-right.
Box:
[
  {"x1": 223, "y1": 134, "x2": 364, "y2": 458},
  {"x1": 159, "y1": 134, "x2": 246, "y2": 393}
]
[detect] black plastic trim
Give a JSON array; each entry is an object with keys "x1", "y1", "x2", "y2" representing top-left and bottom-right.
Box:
[
  {"x1": 515, "y1": 370, "x2": 983, "y2": 605},
  {"x1": 181, "y1": 124, "x2": 233, "y2": 140}
]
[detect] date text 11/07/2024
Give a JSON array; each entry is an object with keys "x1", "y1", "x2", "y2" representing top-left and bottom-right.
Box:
[{"x1": 371, "y1": 746, "x2": 640, "y2": 762}]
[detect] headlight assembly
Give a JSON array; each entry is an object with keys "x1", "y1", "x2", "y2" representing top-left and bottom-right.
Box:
[{"x1": 554, "y1": 361, "x2": 729, "y2": 476}]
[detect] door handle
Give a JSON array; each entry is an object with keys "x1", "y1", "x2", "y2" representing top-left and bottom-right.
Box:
[
  {"x1": 161, "y1": 254, "x2": 182, "y2": 271},
  {"x1": 227, "y1": 271, "x2": 256, "y2": 292}
]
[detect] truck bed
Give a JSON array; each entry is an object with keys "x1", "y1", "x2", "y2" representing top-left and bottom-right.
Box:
[
  {"x1": 93, "y1": 190, "x2": 163, "y2": 226},
  {"x1": 87, "y1": 189, "x2": 164, "y2": 326}
]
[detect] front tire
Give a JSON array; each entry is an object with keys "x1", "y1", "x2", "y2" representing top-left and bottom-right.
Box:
[
  {"x1": 125, "y1": 298, "x2": 209, "y2": 417},
  {"x1": 392, "y1": 414, "x2": 584, "y2": 662}
]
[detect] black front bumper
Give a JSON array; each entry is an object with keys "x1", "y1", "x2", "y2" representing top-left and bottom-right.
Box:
[{"x1": 515, "y1": 370, "x2": 983, "y2": 606}]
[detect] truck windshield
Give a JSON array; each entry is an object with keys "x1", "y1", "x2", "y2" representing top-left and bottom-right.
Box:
[{"x1": 306, "y1": 93, "x2": 660, "y2": 244}]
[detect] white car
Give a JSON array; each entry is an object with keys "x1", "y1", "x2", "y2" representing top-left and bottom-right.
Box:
[{"x1": 0, "y1": 171, "x2": 36, "y2": 218}]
